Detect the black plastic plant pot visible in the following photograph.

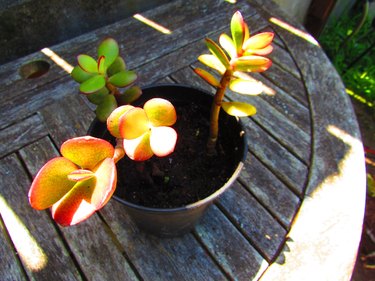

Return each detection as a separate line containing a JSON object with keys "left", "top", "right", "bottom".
{"left": 88, "top": 84, "right": 247, "bottom": 237}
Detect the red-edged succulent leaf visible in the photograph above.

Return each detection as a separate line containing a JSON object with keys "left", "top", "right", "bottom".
{"left": 91, "top": 158, "right": 117, "bottom": 209}
{"left": 229, "top": 79, "right": 263, "bottom": 95}
{"left": 97, "top": 38, "right": 119, "bottom": 68}
{"left": 95, "top": 94, "right": 118, "bottom": 122}
{"left": 118, "top": 86, "right": 142, "bottom": 105}
{"left": 77, "top": 54, "right": 98, "bottom": 73}
{"left": 86, "top": 87, "right": 109, "bottom": 105}
{"left": 119, "top": 107, "right": 149, "bottom": 139}
{"left": 198, "top": 54, "right": 226, "bottom": 74}
{"left": 243, "top": 32, "right": 274, "bottom": 51}
{"left": 71, "top": 65, "right": 94, "bottom": 83}
{"left": 232, "top": 56, "right": 272, "bottom": 72}
{"left": 144, "top": 98, "right": 177, "bottom": 127}
{"left": 194, "top": 68, "right": 221, "bottom": 87}
{"left": 29, "top": 157, "right": 78, "bottom": 210}
{"left": 97, "top": 56, "right": 106, "bottom": 74}
{"left": 107, "top": 105, "right": 134, "bottom": 138}
{"left": 231, "top": 11, "right": 246, "bottom": 55}
{"left": 79, "top": 75, "right": 106, "bottom": 94}
{"left": 107, "top": 57, "right": 126, "bottom": 76}
{"left": 51, "top": 177, "right": 97, "bottom": 226}
{"left": 61, "top": 136, "right": 114, "bottom": 170}
{"left": 67, "top": 169, "right": 95, "bottom": 182}
{"left": 108, "top": 70, "right": 137, "bottom": 88}
{"left": 123, "top": 132, "right": 154, "bottom": 161}
{"left": 205, "top": 38, "right": 230, "bottom": 69}
{"left": 150, "top": 126, "right": 177, "bottom": 157}
{"left": 219, "top": 33, "right": 237, "bottom": 59}
{"left": 222, "top": 101, "right": 257, "bottom": 117}
{"left": 243, "top": 45, "right": 273, "bottom": 56}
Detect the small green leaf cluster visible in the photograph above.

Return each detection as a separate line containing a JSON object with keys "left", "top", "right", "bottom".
{"left": 71, "top": 38, "right": 142, "bottom": 122}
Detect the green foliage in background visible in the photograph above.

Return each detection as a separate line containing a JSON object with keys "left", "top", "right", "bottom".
{"left": 319, "top": 10, "right": 374, "bottom": 104}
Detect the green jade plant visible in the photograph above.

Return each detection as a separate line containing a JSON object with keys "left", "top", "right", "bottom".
{"left": 28, "top": 11, "right": 274, "bottom": 227}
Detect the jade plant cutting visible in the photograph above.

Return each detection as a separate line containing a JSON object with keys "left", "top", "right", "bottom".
{"left": 194, "top": 11, "right": 274, "bottom": 154}
{"left": 28, "top": 11, "right": 274, "bottom": 227}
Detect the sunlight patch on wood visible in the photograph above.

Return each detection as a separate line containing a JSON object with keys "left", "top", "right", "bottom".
{"left": 41, "top": 48, "right": 74, "bottom": 74}
{"left": 269, "top": 17, "right": 319, "bottom": 46}
{"left": 133, "top": 14, "right": 172, "bottom": 35}
{"left": 0, "top": 195, "right": 48, "bottom": 272}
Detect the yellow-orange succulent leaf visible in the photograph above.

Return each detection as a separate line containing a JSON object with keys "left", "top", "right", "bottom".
{"left": 61, "top": 136, "right": 114, "bottom": 170}
{"left": 29, "top": 157, "right": 78, "bottom": 210}
{"left": 144, "top": 98, "right": 177, "bottom": 127}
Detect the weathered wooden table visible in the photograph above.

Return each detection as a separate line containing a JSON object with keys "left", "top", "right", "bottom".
{"left": 0, "top": 0, "right": 367, "bottom": 280}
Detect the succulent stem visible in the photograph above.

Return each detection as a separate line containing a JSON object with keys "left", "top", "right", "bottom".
{"left": 207, "top": 69, "right": 233, "bottom": 155}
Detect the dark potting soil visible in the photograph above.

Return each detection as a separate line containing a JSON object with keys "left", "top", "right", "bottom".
{"left": 114, "top": 102, "right": 243, "bottom": 208}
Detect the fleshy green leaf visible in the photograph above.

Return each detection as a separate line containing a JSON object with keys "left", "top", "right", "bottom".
{"left": 29, "top": 157, "right": 78, "bottom": 210}
{"left": 61, "top": 136, "right": 115, "bottom": 170}
{"left": 144, "top": 98, "right": 177, "bottom": 127}
{"left": 198, "top": 54, "right": 226, "bottom": 74}
{"left": 86, "top": 87, "right": 109, "bottom": 105}
{"left": 150, "top": 126, "right": 177, "bottom": 157}
{"left": 79, "top": 75, "right": 106, "bottom": 94}
{"left": 71, "top": 66, "right": 94, "bottom": 83}
{"left": 95, "top": 94, "right": 118, "bottom": 122}
{"left": 123, "top": 132, "right": 153, "bottom": 161}
{"left": 97, "top": 56, "right": 106, "bottom": 75}
{"left": 229, "top": 79, "right": 263, "bottom": 95}
{"left": 108, "top": 70, "right": 137, "bottom": 88}
{"left": 118, "top": 86, "right": 142, "bottom": 105}
{"left": 219, "top": 33, "right": 237, "bottom": 59}
{"left": 222, "top": 101, "right": 257, "bottom": 117}
{"left": 107, "top": 105, "right": 134, "bottom": 138}
{"left": 77, "top": 54, "right": 98, "bottom": 73}
{"left": 119, "top": 107, "right": 149, "bottom": 139}
{"left": 205, "top": 38, "right": 230, "bottom": 69}
{"left": 97, "top": 38, "right": 119, "bottom": 68}
{"left": 231, "top": 11, "right": 245, "bottom": 54}
{"left": 107, "top": 57, "right": 126, "bottom": 76}
{"left": 194, "top": 68, "right": 221, "bottom": 87}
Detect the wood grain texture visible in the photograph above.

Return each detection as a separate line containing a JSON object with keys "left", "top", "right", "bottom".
{"left": 0, "top": 114, "right": 48, "bottom": 157}
{"left": 195, "top": 204, "right": 269, "bottom": 280}
{"left": 0, "top": 153, "right": 82, "bottom": 280}
{"left": 0, "top": 219, "right": 27, "bottom": 281}
{"left": 100, "top": 200, "right": 228, "bottom": 281}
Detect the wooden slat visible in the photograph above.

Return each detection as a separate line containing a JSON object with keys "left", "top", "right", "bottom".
{"left": 240, "top": 155, "right": 300, "bottom": 229}
{"left": 0, "top": 153, "right": 82, "bottom": 280}
{"left": 244, "top": 119, "right": 308, "bottom": 195}
{"left": 0, "top": 219, "right": 27, "bottom": 281}
{"left": 261, "top": 63, "right": 309, "bottom": 107}
{"left": 19, "top": 136, "right": 140, "bottom": 281}
{"left": 195, "top": 204, "right": 269, "bottom": 280}
{"left": 100, "top": 200, "right": 228, "bottom": 281}
{"left": 40, "top": 95, "right": 95, "bottom": 146}
{"left": 0, "top": 114, "right": 48, "bottom": 157}
{"left": 218, "top": 181, "right": 287, "bottom": 261}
